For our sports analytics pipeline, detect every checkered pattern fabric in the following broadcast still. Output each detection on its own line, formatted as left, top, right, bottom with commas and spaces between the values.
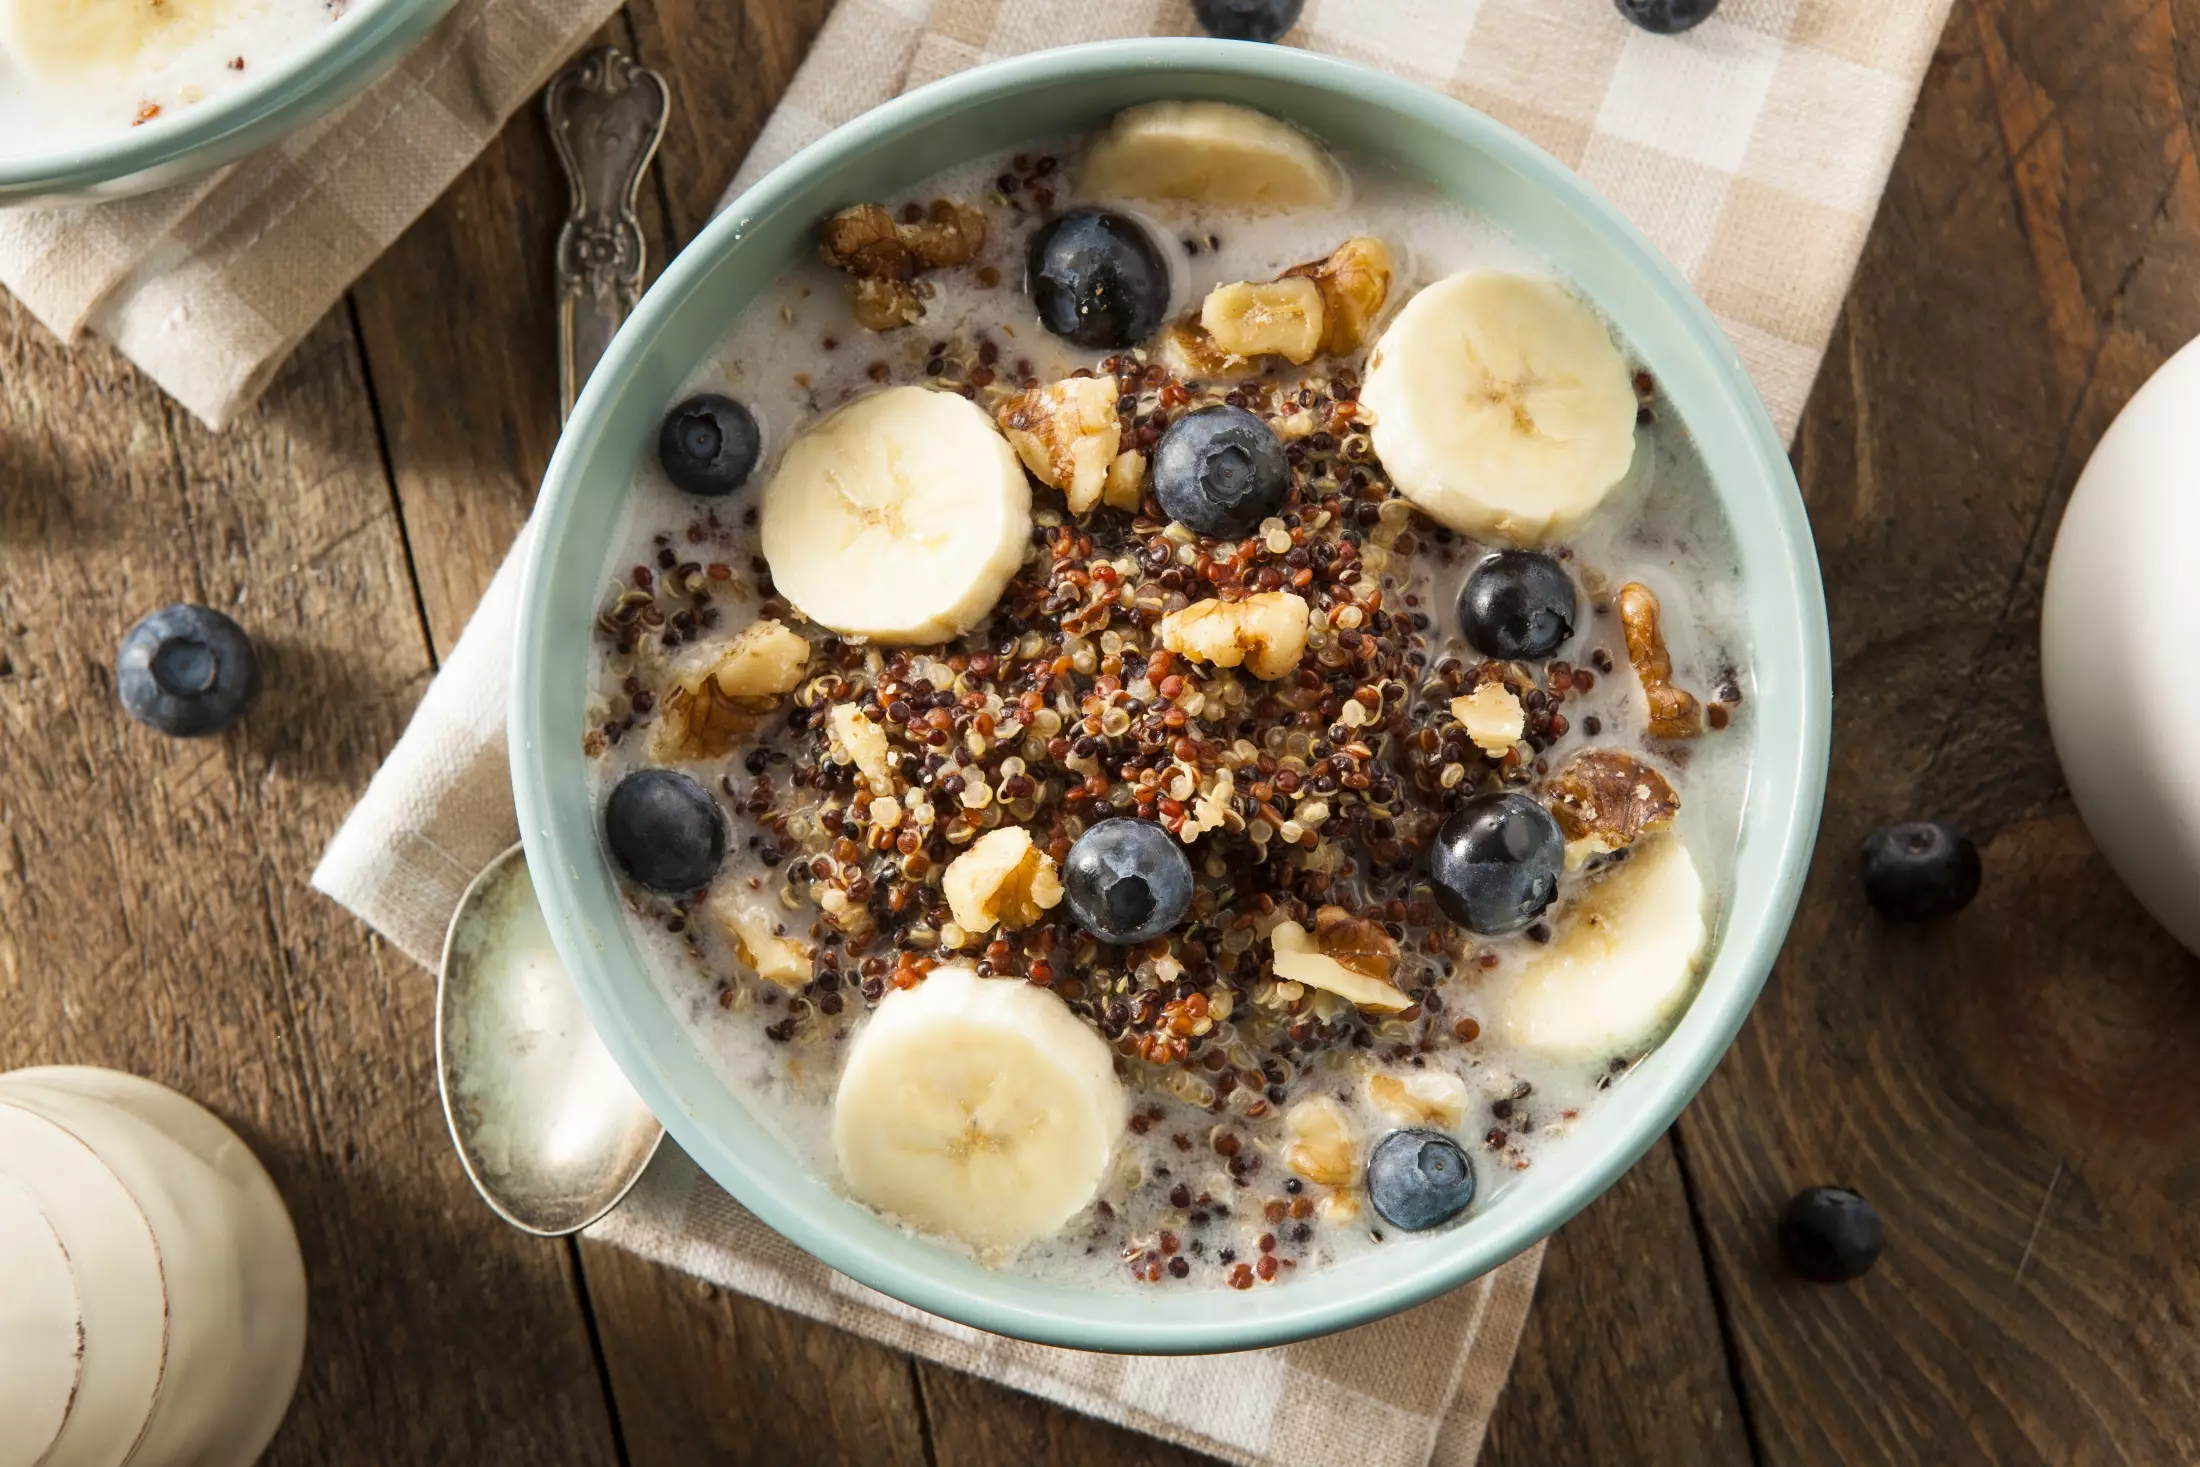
311, 1, 1954, 1463
0, 0, 628, 430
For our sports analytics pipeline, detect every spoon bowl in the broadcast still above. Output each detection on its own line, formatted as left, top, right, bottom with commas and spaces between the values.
436, 843, 662, 1236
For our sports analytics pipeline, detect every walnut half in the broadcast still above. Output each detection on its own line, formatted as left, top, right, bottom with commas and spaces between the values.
650, 620, 811, 761
1281, 235, 1393, 356
996, 376, 1121, 514
1159, 592, 1309, 681
1617, 582, 1702, 738
818, 199, 987, 331
1545, 748, 1679, 863
941, 825, 1063, 935
1269, 906, 1410, 1013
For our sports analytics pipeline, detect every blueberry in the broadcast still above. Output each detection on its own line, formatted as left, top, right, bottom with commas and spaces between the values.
1366, 1129, 1476, 1231
116, 604, 259, 737
1153, 405, 1289, 538
1191, 0, 1304, 42
1457, 551, 1577, 661
1027, 207, 1172, 350
1063, 818, 1194, 943
1860, 821, 1980, 922
1428, 792, 1563, 935
1778, 1186, 1884, 1283
659, 394, 762, 497
604, 769, 727, 892
1614, 0, 1719, 33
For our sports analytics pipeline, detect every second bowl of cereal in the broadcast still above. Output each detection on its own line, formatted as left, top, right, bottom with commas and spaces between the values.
512, 38, 1830, 1352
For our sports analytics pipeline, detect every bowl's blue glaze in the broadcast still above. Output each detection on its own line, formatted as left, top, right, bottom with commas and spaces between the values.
0, 0, 456, 204
513, 39, 1830, 1353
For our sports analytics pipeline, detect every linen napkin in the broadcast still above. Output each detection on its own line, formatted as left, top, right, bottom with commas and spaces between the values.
314, 1, 1956, 1462
0, 0, 626, 430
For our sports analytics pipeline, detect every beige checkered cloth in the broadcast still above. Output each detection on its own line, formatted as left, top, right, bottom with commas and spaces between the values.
313, 1, 1953, 1463
0, 0, 627, 430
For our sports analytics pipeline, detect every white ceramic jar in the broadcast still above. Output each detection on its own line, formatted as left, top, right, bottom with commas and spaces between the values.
0, 1068, 308, 1467
2042, 335, 2200, 956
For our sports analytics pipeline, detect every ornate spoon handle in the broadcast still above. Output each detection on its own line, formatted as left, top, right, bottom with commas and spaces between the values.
547, 47, 671, 422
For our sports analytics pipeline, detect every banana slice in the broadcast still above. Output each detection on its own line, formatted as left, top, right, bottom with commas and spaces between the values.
759, 386, 1032, 645
1361, 271, 1639, 545
833, 964, 1127, 1250
1079, 101, 1342, 211
1494, 835, 1708, 1059
0, 0, 230, 84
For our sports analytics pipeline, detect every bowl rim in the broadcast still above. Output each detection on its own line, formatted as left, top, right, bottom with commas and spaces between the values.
514, 36, 1831, 1353
0, 0, 454, 198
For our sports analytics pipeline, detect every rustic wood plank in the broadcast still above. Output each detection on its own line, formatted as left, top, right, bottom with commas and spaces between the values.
0, 303, 621, 1463
1678, 1, 2200, 1461
1483, 1137, 1755, 1467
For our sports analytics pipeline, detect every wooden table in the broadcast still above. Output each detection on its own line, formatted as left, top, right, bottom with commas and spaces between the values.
5, 1, 2197, 1461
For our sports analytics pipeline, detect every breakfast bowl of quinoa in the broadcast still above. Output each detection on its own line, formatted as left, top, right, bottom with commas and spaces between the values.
0, 0, 456, 204
511, 39, 1830, 1352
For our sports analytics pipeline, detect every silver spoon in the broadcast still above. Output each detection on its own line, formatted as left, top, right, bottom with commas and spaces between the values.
436, 844, 663, 1235
433, 47, 671, 1236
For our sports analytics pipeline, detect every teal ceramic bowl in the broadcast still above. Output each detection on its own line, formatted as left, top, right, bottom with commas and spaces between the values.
514, 38, 1831, 1353
0, 0, 456, 205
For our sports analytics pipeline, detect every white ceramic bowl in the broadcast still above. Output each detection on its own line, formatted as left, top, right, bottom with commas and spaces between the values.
2042, 336, 2200, 954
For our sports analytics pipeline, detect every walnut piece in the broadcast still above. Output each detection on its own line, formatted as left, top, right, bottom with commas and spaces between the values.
1545, 748, 1679, 863
996, 376, 1121, 514
1200, 277, 1325, 364
941, 826, 1064, 935
1284, 1096, 1360, 1187
1617, 582, 1703, 738
1452, 682, 1524, 756
1159, 592, 1309, 681
1281, 236, 1393, 356
827, 703, 898, 792
1367, 1070, 1469, 1129
818, 199, 987, 332
1104, 449, 1146, 511
651, 620, 811, 761
1269, 908, 1410, 1012
1156, 316, 1265, 383
710, 889, 813, 989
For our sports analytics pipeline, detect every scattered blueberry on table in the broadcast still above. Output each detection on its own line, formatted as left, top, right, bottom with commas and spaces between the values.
1191, 0, 1305, 43
116, 604, 260, 738
1367, 1129, 1477, 1231
1860, 820, 1981, 922
1027, 206, 1173, 349
604, 768, 727, 892
1428, 791, 1564, 935
1614, 0, 1720, 34
1458, 550, 1577, 661
1063, 817, 1195, 943
659, 394, 762, 497
1778, 1185, 1884, 1283
1152, 405, 1291, 538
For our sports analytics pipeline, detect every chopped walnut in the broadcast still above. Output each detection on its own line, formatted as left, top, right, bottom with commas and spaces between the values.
1545, 748, 1679, 864
1269, 907, 1410, 1012
819, 199, 987, 331
651, 620, 811, 760
941, 825, 1063, 935
1367, 1070, 1469, 1129
1281, 236, 1393, 356
710, 889, 812, 989
1104, 449, 1146, 511
1451, 682, 1524, 756
1156, 316, 1265, 383
1284, 1096, 1360, 1187
1200, 277, 1325, 364
827, 703, 898, 791
996, 376, 1121, 514
1160, 592, 1309, 681
1617, 583, 1702, 738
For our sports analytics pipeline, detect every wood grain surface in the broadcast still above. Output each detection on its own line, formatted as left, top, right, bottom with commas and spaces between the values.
1, 0, 2188, 1462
